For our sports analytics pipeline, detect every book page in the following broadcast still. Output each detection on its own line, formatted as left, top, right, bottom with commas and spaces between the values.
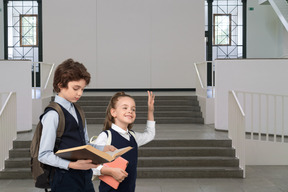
105, 146, 132, 159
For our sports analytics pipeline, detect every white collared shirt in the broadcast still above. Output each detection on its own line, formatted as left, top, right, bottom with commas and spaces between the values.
95, 121, 155, 147
92, 121, 155, 175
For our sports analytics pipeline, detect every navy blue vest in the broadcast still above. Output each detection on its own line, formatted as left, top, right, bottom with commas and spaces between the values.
99, 129, 138, 192
43, 104, 86, 151
58, 105, 86, 150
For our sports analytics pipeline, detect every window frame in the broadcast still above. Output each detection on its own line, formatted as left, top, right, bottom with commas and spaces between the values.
20, 14, 38, 47
213, 13, 232, 46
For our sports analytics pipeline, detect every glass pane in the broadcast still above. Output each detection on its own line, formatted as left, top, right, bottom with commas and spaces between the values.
214, 14, 231, 46
20, 15, 38, 46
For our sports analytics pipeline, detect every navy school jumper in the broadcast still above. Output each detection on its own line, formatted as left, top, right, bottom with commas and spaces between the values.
42, 104, 94, 192
99, 128, 138, 192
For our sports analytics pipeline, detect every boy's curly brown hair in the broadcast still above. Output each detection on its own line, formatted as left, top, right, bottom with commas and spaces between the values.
53, 58, 91, 93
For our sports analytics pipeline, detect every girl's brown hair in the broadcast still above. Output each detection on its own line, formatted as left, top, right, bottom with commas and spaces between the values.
103, 92, 135, 131
53, 58, 91, 93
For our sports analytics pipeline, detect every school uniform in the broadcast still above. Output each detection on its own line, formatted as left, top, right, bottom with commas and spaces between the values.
38, 95, 103, 192
93, 122, 155, 192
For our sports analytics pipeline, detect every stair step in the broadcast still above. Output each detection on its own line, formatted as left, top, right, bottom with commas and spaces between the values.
77, 95, 198, 101
86, 117, 204, 124
142, 139, 232, 147
137, 157, 239, 167
5, 158, 30, 168
77, 100, 199, 106
138, 147, 235, 157
137, 167, 243, 178
13, 140, 31, 149
0, 168, 32, 179
81, 106, 201, 112
85, 111, 203, 118
9, 148, 30, 158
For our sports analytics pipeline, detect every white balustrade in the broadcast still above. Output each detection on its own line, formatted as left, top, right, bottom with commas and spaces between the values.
32, 62, 55, 99
228, 90, 288, 177
228, 91, 246, 178
0, 92, 16, 171
194, 61, 215, 98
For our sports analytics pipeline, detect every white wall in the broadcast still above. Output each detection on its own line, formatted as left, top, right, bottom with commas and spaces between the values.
0, 60, 32, 132
247, 0, 287, 58
282, 27, 288, 58
246, 140, 288, 165
215, 59, 288, 131
42, 0, 204, 89
198, 97, 214, 124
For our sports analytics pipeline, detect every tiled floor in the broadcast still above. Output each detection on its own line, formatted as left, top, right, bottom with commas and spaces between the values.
1, 165, 288, 192
3, 123, 288, 192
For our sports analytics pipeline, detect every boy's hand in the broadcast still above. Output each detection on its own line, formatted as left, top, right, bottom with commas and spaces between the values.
68, 160, 99, 170
147, 91, 155, 121
103, 145, 117, 152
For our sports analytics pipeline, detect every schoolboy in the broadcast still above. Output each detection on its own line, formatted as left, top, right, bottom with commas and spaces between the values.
38, 58, 115, 192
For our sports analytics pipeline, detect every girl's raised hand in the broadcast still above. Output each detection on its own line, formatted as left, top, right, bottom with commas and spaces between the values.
147, 91, 155, 112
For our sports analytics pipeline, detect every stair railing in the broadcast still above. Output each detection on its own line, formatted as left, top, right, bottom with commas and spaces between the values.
229, 90, 288, 178
228, 90, 246, 178
32, 62, 55, 99
194, 61, 215, 98
0, 92, 16, 171
234, 90, 288, 142
268, 0, 288, 31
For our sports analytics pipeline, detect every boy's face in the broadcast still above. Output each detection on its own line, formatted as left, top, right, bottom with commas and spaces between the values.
110, 97, 136, 130
58, 79, 86, 103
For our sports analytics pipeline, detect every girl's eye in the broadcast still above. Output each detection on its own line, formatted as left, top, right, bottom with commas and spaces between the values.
132, 109, 136, 111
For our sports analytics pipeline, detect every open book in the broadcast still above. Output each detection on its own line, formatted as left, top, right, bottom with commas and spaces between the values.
99, 157, 129, 189
55, 145, 132, 164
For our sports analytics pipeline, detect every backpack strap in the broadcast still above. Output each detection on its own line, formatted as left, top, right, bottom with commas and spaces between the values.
45, 102, 65, 139
45, 102, 65, 151
128, 130, 136, 140
106, 130, 112, 145
73, 102, 86, 129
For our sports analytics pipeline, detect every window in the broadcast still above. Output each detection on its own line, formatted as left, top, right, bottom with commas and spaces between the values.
20, 14, 38, 47
213, 14, 231, 46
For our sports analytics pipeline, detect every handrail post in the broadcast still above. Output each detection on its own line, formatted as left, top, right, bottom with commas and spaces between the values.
229, 90, 246, 178
0, 92, 16, 171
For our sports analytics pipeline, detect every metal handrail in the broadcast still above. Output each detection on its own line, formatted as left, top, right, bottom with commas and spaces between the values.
194, 62, 205, 89
43, 63, 55, 90
231, 90, 245, 117
0, 92, 14, 116
32, 62, 55, 99
194, 61, 215, 98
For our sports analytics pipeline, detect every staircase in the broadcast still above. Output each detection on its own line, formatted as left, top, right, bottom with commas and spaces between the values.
0, 140, 31, 179
0, 95, 243, 179
138, 139, 243, 178
0, 138, 243, 179
79, 95, 204, 124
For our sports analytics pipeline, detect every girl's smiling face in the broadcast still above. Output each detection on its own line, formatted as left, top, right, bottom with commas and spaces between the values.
110, 96, 136, 130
